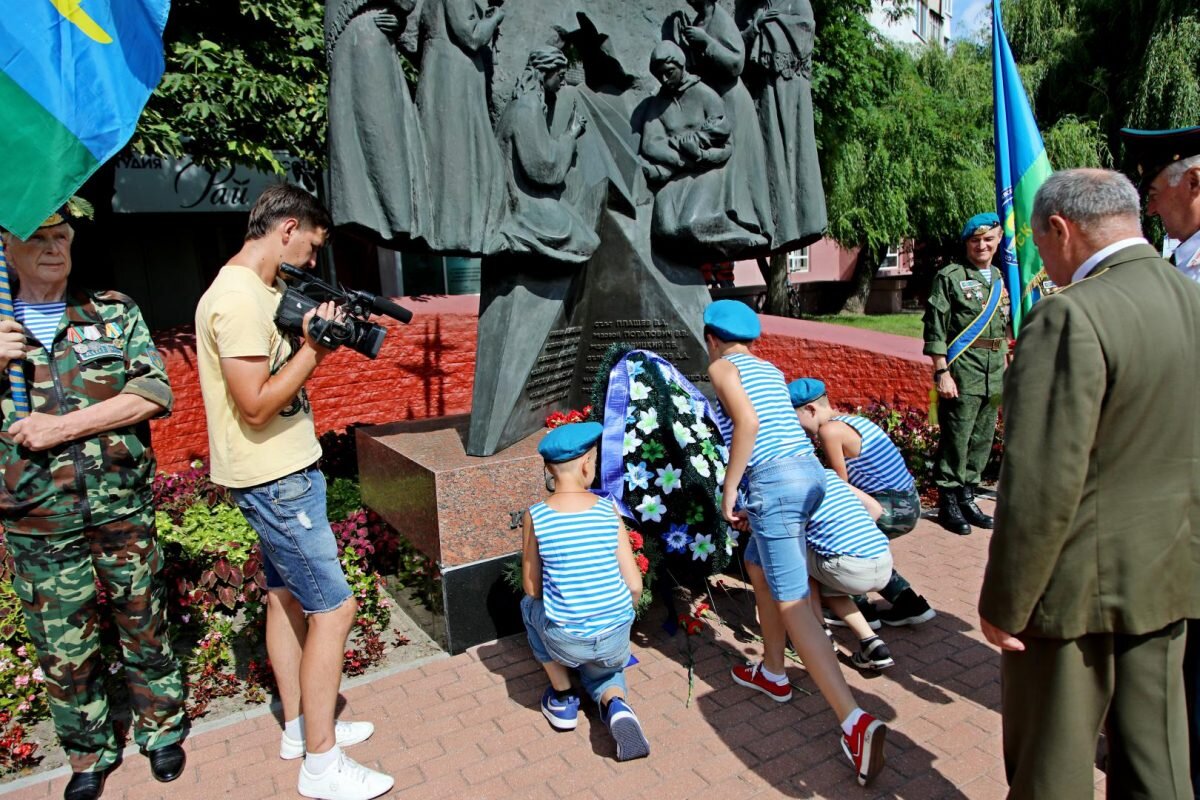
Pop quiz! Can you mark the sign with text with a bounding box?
[112,152,317,213]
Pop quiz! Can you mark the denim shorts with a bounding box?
[230,467,353,614]
[741,454,825,602]
[521,595,631,704]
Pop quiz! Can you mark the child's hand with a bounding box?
[722,495,748,530]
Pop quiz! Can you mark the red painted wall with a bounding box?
[149,298,931,473]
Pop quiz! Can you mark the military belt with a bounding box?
[969,337,1005,351]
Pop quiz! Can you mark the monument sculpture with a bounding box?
[333,0,828,651]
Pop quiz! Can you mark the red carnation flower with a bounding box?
[636,554,650,575]
[627,530,644,550]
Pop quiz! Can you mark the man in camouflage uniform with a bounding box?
[923,212,1009,536]
[0,205,186,800]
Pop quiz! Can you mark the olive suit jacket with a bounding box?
[980,243,1200,639]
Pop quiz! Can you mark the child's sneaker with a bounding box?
[878,589,936,627]
[280,720,376,760]
[602,697,650,762]
[730,661,792,702]
[540,686,580,731]
[823,598,882,630]
[851,637,895,670]
[842,712,887,787]
[297,750,394,800]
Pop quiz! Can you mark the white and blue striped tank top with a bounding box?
[806,470,890,559]
[13,299,64,350]
[834,415,915,494]
[713,352,812,468]
[531,498,633,637]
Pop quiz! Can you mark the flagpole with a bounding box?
[0,239,30,417]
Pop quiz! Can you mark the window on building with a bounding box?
[883,245,901,271]
[787,247,810,274]
[943,0,952,15]
[929,12,943,44]
[914,0,929,39]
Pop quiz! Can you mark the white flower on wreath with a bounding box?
[690,533,716,561]
[714,461,726,485]
[629,381,650,402]
[690,454,712,478]
[717,444,730,462]
[636,407,659,435]
[724,529,739,555]
[690,421,712,440]
[672,420,695,448]
[655,464,683,495]
[658,363,674,381]
[672,394,693,416]
[624,461,651,491]
[623,429,643,456]
[636,494,666,523]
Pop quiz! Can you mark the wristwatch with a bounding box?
[934,368,949,378]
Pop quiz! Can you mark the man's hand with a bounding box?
[980,616,1025,651]
[0,320,25,371]
[375,12,401,35]
[301,301,342,359]
[682,25,710,47]
[936,371,959,399]
[9,412,74,451]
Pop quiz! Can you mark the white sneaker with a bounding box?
[281,720,376,760]
[298,751,394,800]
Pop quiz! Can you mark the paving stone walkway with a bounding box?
[0,495,1105,799]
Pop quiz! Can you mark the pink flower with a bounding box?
[30,669,42,683]
[14,647,25,658]
[13,676,28,687]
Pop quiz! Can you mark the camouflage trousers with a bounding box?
[5,507,186,773]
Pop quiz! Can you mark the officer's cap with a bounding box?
[960,212,1001,242]
[539,421,603,464]
[2,196,93,238]
[788,378,827,407]
[703,299,761,342]
[1119,126,1200,191]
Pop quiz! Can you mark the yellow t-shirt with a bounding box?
[195,265,322,488]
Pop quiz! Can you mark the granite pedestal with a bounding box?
[357,415,547,654]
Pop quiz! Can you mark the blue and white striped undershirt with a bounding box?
[834,415,916,494]
[13,299,64,349]
[806,470,890,559]
[713,352,812,468]
[532,498,633,637]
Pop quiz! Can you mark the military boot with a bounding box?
[959,486,994,529]
[937,488,971,535]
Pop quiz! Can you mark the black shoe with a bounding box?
[146,743,186,783]
[851,636,895,670]
[823,597,882,630]
[879,588,937,627]
[64,771,106,800]
[959,486,994,529]
[938,488,971,535]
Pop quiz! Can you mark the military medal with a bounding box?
[66,327,83,343]
[104,322,123,339]
[82,325,101,341]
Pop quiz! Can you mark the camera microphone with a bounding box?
[369,296,413,325]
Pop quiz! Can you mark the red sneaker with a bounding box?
[842,712,887,786]
[730,661,792,702]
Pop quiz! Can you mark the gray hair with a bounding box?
[1031,168,1141,233]
[1164,154,1200,187]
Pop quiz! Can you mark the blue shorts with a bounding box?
[742,454,825,602]
[521,595,631,704]
[230,467,353,614]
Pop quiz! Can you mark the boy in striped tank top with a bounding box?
[704,301,888,787]
[790,379,937,628]
[519,422,651,762]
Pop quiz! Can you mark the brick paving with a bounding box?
[0,495,1106,799]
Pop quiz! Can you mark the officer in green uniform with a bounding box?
[0,204,186,800]
[922,212,1009,535]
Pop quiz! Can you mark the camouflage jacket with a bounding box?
[0,287,172,535]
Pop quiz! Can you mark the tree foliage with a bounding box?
[132,0,328,176]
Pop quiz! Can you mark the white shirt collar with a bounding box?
[1172,228,1200,278]
[1070,238,1150,284]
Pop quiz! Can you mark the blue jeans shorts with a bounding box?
[521,595,631,704]
[742,454,826,602]
[230,466,353,614]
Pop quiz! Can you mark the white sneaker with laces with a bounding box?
[281,720,376,760]
[297,751,394,800]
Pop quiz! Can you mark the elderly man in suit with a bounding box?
[979,168,1200,799]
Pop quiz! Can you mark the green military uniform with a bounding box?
[0,287,185,774]
[980,243,1200,798]
[922,262,1007,491]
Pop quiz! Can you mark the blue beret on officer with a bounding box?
[539,421,603,464]
[960,212,1001,242]
[788,378,826,407]
[1119,126,1200,191]
[703,299,761,342]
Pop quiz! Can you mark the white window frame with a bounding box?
[786,247,810,274]
[914,0,929,39]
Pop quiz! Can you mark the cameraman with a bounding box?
[194,185,393,800]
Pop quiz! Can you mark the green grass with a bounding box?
[805,312,924,339]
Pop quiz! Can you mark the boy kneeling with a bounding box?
[520,422,650,761]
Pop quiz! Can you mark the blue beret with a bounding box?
[960,212,1000,241]
[788,378,826,407]
[703,299,761,342]
[539,421,603,464]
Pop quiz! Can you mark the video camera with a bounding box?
[274,263,413,359]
